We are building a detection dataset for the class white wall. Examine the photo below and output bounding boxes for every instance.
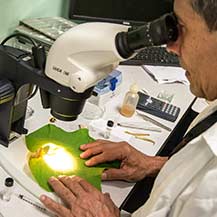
[0,0,70,40]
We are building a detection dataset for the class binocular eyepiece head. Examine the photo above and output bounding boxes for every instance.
[116,13,178,58]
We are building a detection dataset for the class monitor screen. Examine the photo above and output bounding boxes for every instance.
[69,0,173,25]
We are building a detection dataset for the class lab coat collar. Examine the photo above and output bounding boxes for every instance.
[202,122,217,156]
[188,100,217,157]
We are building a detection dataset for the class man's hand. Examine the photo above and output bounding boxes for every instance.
[80,140,168,182]
[40,176,120,217]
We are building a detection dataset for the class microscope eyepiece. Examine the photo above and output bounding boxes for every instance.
[116,13,178,59]
[148,12,178,46]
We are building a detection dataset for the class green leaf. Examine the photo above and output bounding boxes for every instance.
[25,124,120,192]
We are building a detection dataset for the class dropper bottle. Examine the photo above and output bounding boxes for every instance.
[104,120,114,139]
[120,83,139,117]
[2,177,14,201]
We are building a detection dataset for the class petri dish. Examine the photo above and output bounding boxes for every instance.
[80,101,104,120]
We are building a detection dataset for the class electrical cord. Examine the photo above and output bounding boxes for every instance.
[28,85,38,100]
[1,33,37,47]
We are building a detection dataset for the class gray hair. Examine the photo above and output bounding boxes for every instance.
[191,0,217,31]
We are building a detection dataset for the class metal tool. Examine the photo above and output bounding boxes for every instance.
[136,111,172,132]
[117,122,162,132]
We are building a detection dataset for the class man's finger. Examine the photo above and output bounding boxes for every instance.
[84,153,112,166]
[85,150,123,166]
[80,139,108,150]
[80,145,104,159]
[40,195,73,217]
[78,178,97,192]
[78,179,103,199]
[104,193,116,209]
[58,176,86,198]
[102,168,128,181]
[103,193,120,215]
[48,177,76,206]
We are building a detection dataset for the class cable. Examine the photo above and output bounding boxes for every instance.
[1,33,37,47]
[28,85,39,100]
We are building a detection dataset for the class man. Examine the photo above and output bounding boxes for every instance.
[40,0,217,216]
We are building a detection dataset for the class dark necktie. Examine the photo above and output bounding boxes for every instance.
[169,109,217,158]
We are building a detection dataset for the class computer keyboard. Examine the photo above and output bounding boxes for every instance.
[121,46,180,67]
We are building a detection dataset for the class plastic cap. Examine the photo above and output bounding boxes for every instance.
[107,120,114,127]
[130,83,139,93]
[4,177,14,187]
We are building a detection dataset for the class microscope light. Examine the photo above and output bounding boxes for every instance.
[42,143,76,172]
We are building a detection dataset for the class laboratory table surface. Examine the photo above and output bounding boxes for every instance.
[0,65,196,217]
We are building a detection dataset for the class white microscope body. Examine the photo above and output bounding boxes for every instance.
[45,13,178,93]
[45,22,130,93]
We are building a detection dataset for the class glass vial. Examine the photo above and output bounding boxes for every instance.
[120,83,139,117]
[2,177,14,201]
[104,120,114,139]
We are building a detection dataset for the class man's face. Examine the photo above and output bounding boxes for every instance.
[167,0,217,101]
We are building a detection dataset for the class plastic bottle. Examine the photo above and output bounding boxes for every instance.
[120,83,139,117]
[2,177,14,201]
[103,120,114,139]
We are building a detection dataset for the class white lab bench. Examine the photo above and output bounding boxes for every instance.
[0,65,196,216]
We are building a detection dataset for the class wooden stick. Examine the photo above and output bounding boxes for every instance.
[135,136,155,145]
[124,131,150,137]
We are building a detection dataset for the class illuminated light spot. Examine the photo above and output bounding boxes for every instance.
[42,143,76,172]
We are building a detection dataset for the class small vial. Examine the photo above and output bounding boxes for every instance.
[120,83,139,117]
[104,120,114,139]
[2,177,14,201]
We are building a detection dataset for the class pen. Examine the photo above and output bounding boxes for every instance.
[117,122,162,132]
[136,111,172,132]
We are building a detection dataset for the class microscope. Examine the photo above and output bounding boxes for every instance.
[0,13,178,147]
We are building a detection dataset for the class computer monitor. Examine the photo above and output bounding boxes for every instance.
[69,0,173,25]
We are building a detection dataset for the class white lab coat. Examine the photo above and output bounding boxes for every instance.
[132,101,217,217]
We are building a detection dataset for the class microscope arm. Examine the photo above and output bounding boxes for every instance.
[0,45,92,99]
[0,45,93,123]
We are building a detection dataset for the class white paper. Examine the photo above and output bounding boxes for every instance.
[142,65,189,85]
[89,119,132,142]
